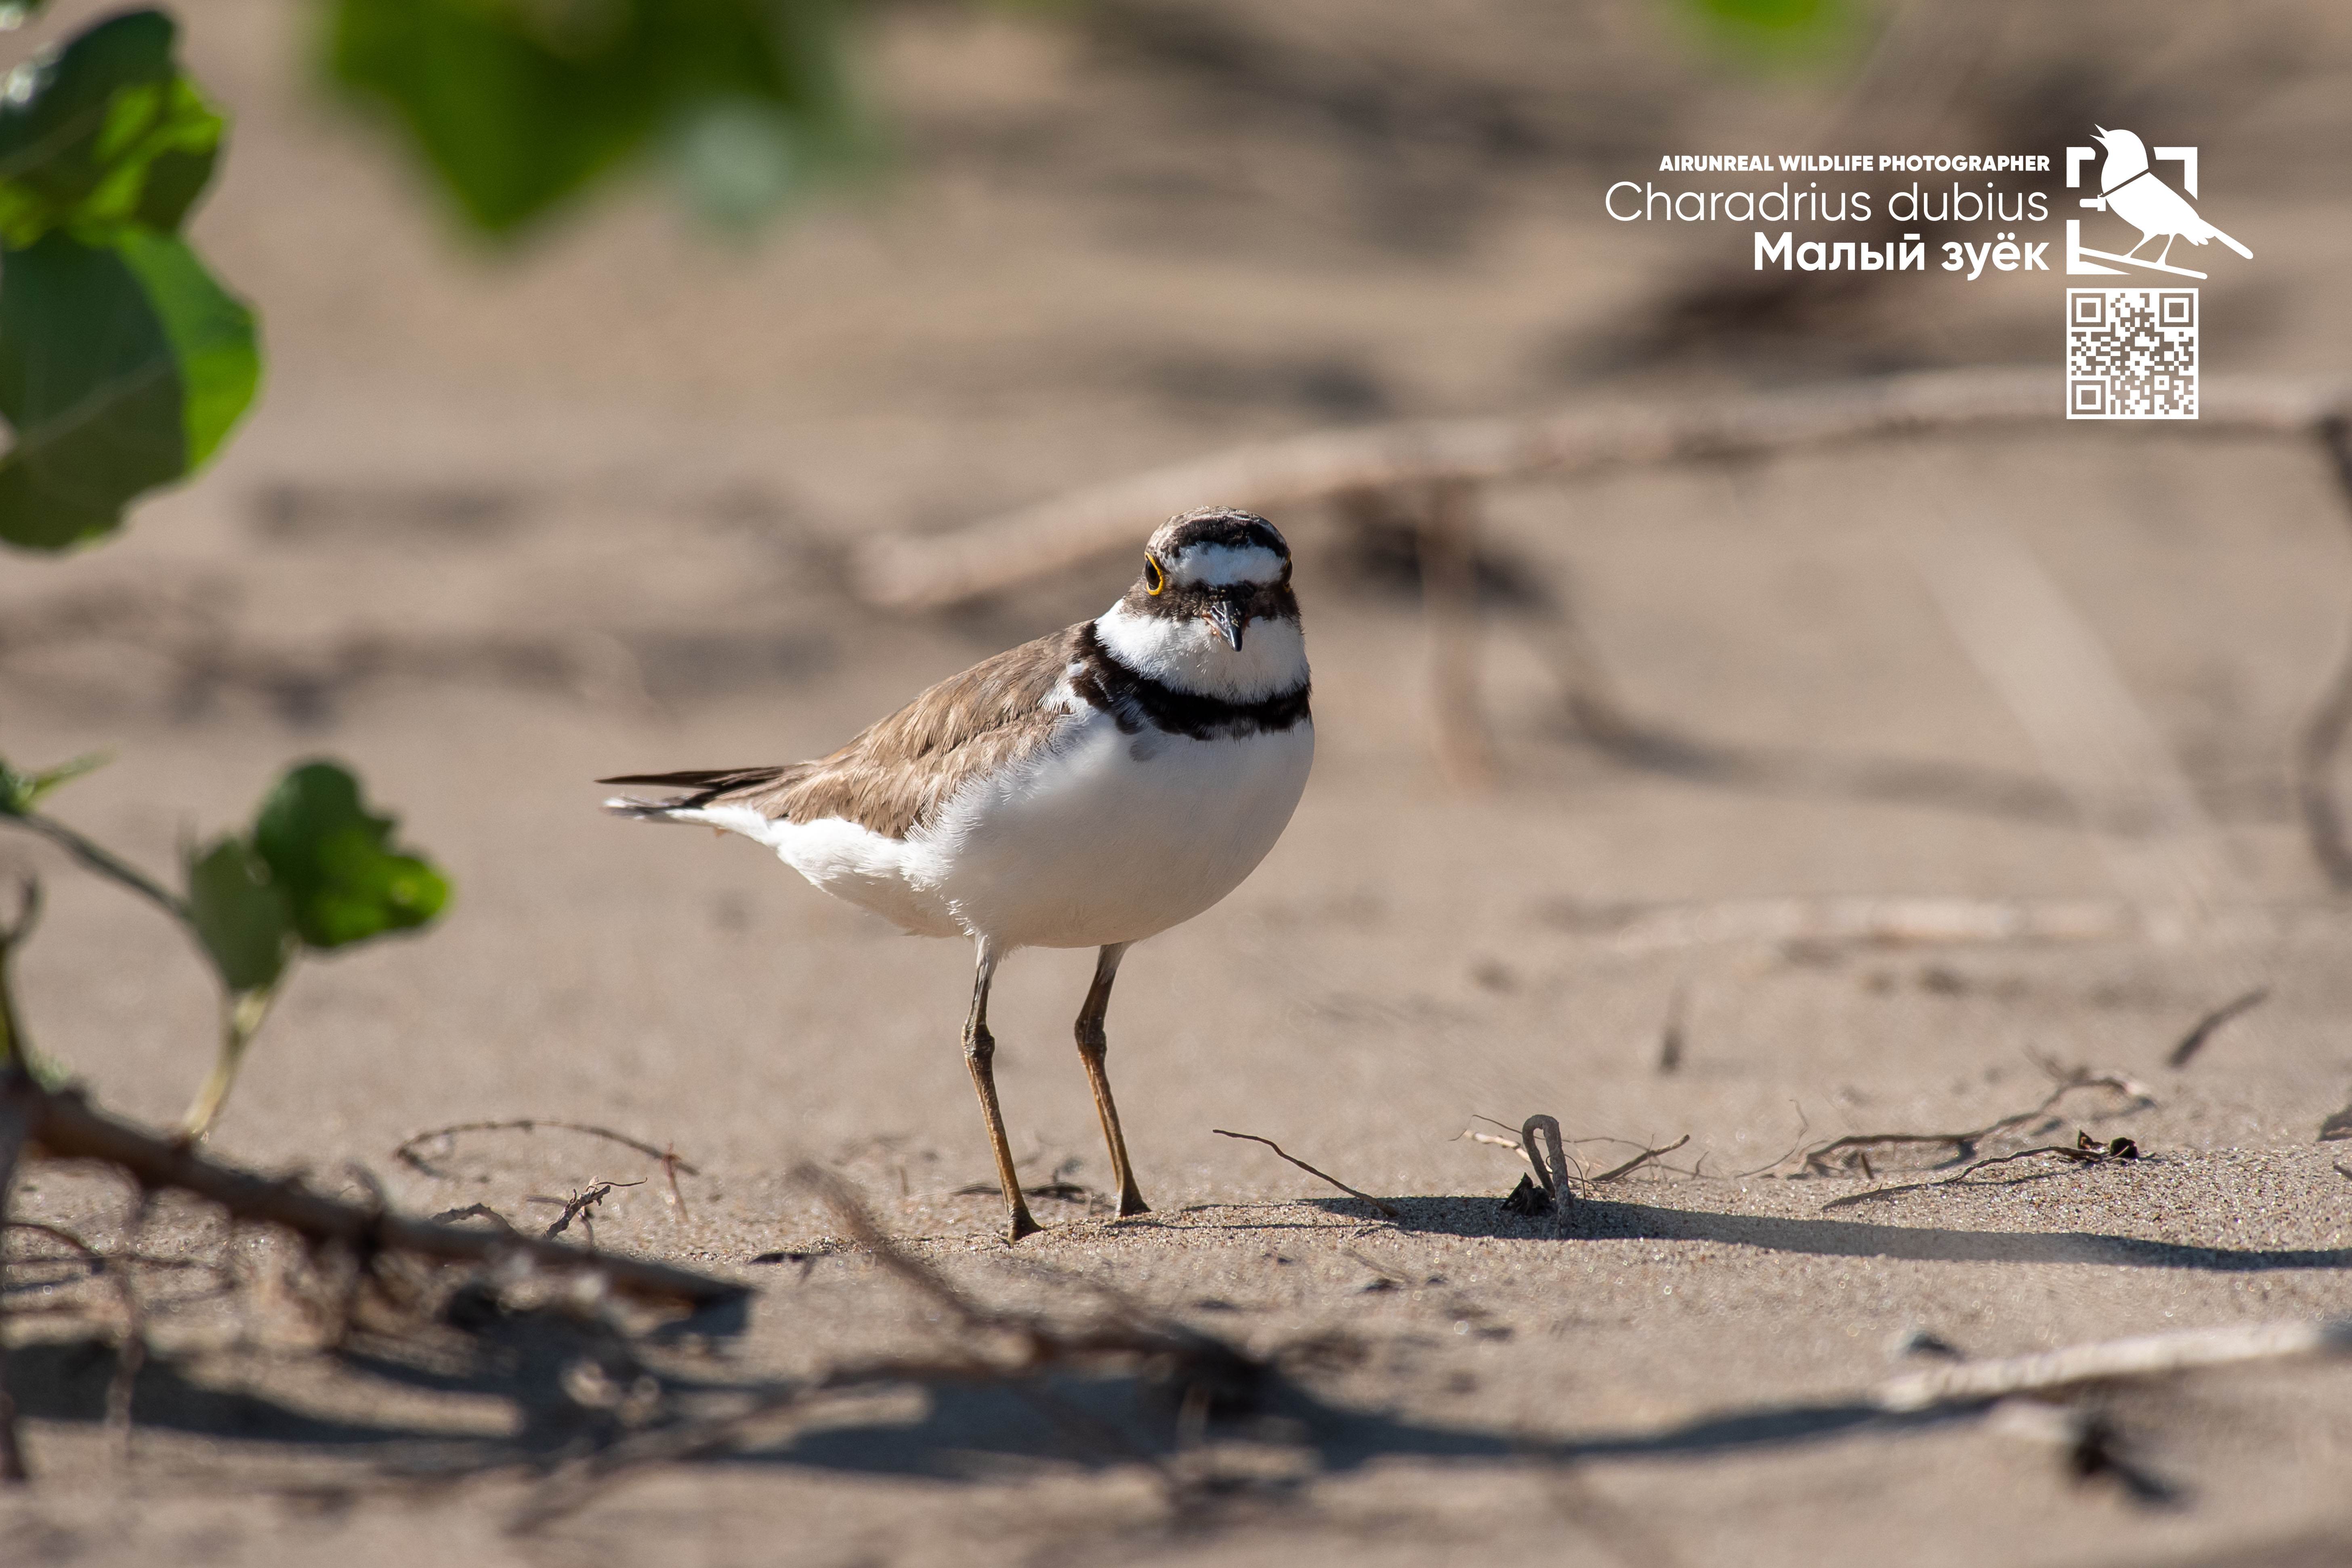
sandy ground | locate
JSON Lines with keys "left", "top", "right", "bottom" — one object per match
{"left": 4, "top": 1, "right": 2352, "bottom": 1563}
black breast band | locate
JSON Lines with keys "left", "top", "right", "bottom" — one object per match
{"left": 1073, "top": 623, "right": 1311, "bottom": 740}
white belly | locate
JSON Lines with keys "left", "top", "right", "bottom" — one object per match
{"left": 680, "top": 805, "right": 965, "bottom": 937}
{"left": 691, "top": 712, "right": 1311, "bottom": 949}
{"left": 917, "top": 710, "right": 1314, "bottom": 949}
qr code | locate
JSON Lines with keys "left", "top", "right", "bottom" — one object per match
{"left": 2066, "top": 289, "right": 2197, "bottom": 419}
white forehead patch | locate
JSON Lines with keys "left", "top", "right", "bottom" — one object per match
{"left": 1169, "top": 542, "right": 1286, "bottom": 588}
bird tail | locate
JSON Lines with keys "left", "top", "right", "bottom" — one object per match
{"left": 2209, "top": 226, "right": 2251, "bottom": 259}
{"left": 602, "top": 796, "right": 692, "bottom": 823}
{"left": 597, "top": 765, "right": 792, "bottom": 822}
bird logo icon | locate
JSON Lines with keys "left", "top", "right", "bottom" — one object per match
{"left": 2067, "top": 128, "right": 2251, "bottom": 279}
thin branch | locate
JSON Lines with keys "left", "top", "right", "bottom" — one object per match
{"left": 2295, "top": 414, "right": 2352, "bottom": 891}
{"left": 849, "top": 368, "right": 2352, "bottom": 611}
{"left": 1594, "top": 1135, "right": 1692, "bottom": 1184}
{"left": 102, "top": 1201, "right": 150, "bottom": 1449}
{"left": 515, "top": 1167, "right": 1262, "bottom": 1530}
{"left": 1800, "top": 1073, "right": 2150, "bottom": 1176}
{"left": 5, "top": 1081, "right": 743, "bottom": 1308}
{"left": 529, "top": 1180, "right": 640, "bottom": 1244}
{"left": 1520, "top": 1115, "right": 1569, "bottom": 1204}
{"left": 393, "top": 1119, "right": 702, "bottom": 1178}
{"left": 1874, "top": 1318, "right": 2352, "bottom": 1413}
{"left": 2167, "top": 987, "right": 2270, "bottom": 1068}
{"left": 0, "top": 878, "right": 38, "bottom": 1080}
{"left": 1727, "top": 1103, "right": 1814, "bottom": 1180}
{"left": 1821, "top": 1135, "right": 2141, "bottom": 1210}
{"left": 658, "top": 1144, "right": 690, "bottom": 1223}
{"left": 1211, "top": 1129, "right": 1399, "bottom": 1219}
{"left": 0, "top": 812, "right": 189, "bottom": 927}
{"left": 1460, "top": 1129, "right": 1530, "bottom": 1158}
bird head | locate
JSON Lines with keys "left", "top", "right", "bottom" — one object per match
{"left": 1132, "top": 508, "right": 1295, "bottom": 652}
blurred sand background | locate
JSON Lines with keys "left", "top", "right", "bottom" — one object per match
{"left": 4, "top": 0, "right": 2352, "bottom": 1562}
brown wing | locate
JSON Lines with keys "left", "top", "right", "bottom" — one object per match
{"left": 620, "top": 627, "right": 1079, "bottom": 840}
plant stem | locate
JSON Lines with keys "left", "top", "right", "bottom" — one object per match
{"left": 0, "top": 1085, "right": 29, "bottom": 1482}
{"left": 0, "top": 880, "right": 39, "bottom": 1079}
{"left": 181, "top": 982, "right": 280, "bottom": 1141}
{"left": 0, "top": 812, "right": 190, "bottom": 928}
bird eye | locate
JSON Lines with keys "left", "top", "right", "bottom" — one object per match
{"left": 1144, "top": 554, "right": 1165, "bottom": 595}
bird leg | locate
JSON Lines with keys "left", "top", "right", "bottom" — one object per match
{"left": 2121, "top": 232, "right": 2154, "bottom": 259}
{"left": 2155, "top": 232, "right": 2177, "bottom": 268}
{"left": 1073, "top": 943, "right": 1151, "bottom": 1217}
{"left": 962, "top": 941, "right": 1041, "bottom": 1242}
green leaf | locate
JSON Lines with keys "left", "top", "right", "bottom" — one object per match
{"left": 323, "top": 0, "right": 867, "bottom": 237}
{"left": 251, "top": 762, "right": 449, "bottom": 950}
{"left": 0, "top": 229, "right": 260, "bottom": 550}
{"left": 115, "top": 226, "right": 260, "bottom": 468}
{"left": 1674, "top": 0, "right": 1859, "bottom": 67}
{"left": 0, "top": 749, "right": 109, "bottom": 814}
{"left": 185, "top": 836, "right": 291, "bottom": 993}
{"left": 0, "top": 10, "right": 225, "bottom": 248}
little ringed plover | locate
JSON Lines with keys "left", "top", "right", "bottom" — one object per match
{"left": 602, "top": 507, "right": 1313, "bottom": 1241}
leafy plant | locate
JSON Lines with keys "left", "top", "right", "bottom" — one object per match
{"left": 321, "top": 0, "right": 871, "bottom": 238}
{"left": 0, "top": 8, "right": 259, "bottom": 551}
{"left": 1672, "top": 0, "right": 1861, "bottom": 68}
{"left": 0, "top": 754, "right": 449, "bottom": 1136}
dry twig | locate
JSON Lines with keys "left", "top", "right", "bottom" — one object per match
{"left": 1821, "top": 1133, "right": 2141, "bottom": 1210}
{"left": 515, "top": 1167, "right": 1267, "bottom": 1529}
{"left": 6, "top": 1081, "right": 742, "bottom": 1308}
{"left": 1800, "top": 1072, "right": 2149, "bottom": 1177}
{"left": 852, "top": 368, "right": 2352, "bottom": 611}
{"left": 2297, "top": 415, "right": 2352, "bottom": 890}
{"left": 2168, "top": 987, "right": 2270, "bottom": 1068}
{"left": 1873, "top": 1318, "right": 2352, "bottom": 1412}
{"left": 1593, "top": 1135, "right": 1693, "bottom": 1184}
{"left": 1212, "top": 1129, "right": 1399, "bottom": 1219}
{"left": 846, "top": 368, "right": 2352, "bottom": 885}
{"left": 530, "top": 1180, "right": 640, "bottom": 1245}
{"left": 1500, "top": 1115, "right": 1574, "bottom": 1220}
{"left": 397, "top": 1118, "right": 697, "bottom": 1224}
{"left": 1470, "top": 1123, "right": 1695, "bottom": 1188}
{"left": 394, "top": 1119, "right": 701, "bottom": 1178}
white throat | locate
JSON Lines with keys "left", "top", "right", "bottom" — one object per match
{"left": 1094, "top": 600, "right": 1308, "bottom": 703}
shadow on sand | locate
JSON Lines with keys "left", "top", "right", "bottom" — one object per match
{"left": 7, "top": 1191, "right": 2342, "bottom": 1488}
{"left": 1358, "top": 1194, "right": 2352, "bottom": 1272}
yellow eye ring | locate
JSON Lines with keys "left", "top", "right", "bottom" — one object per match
{"left": 1144, "top": 553, "right": 1166, "bottom": 595}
